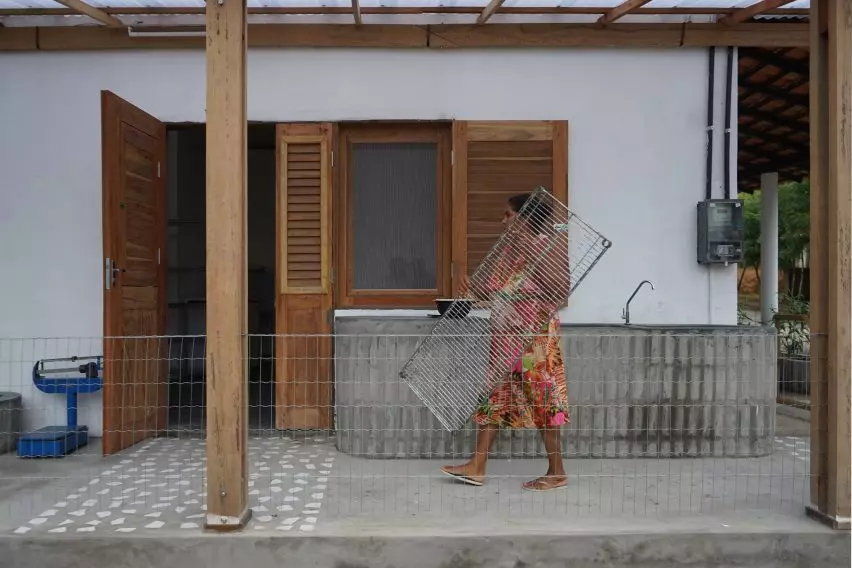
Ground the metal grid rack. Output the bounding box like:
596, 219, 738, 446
400, 187, 612, 431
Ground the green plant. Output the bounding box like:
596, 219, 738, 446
779, 290, 809, 315
740, 191, 761, 286
737, 306, 758, 326
774, 291, 810, 356
738, 179, 811, 296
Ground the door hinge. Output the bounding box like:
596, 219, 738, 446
331, 151, 334, 168
157, 162, 162, 178
157, 248, 161, 265
451, 150, 454, 166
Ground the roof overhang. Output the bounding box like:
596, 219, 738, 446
0, 1, 811, 50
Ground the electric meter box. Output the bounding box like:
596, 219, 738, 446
697, 199, 744, 265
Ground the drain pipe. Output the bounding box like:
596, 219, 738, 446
723, 46, 734, 199
704, 47, 716, 201
704, 47, 717, 325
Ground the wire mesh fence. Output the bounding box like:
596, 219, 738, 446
0, 330, 820, 535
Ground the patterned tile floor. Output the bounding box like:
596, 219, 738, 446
1, 434, 813, 534
3, 436, 335, 535
774, 435, 811, 463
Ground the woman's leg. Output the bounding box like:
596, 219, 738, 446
523, 426, 567, 490
541, 427, 566, 477
441, 424, 498, 483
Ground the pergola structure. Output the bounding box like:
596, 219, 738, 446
0, 0, 848, 533
0, 0, 813, 49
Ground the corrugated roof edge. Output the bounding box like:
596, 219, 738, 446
754, 14, 809, 22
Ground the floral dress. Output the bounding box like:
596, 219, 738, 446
472, 243, 570, 429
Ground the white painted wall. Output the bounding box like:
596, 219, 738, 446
0, 47, 737, 436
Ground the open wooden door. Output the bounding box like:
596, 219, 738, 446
275, 123, 334, 430
101, 91, 168, 455
451, 121, 568, 293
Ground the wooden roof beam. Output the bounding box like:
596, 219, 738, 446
53, 0, 123, 27
0, 6, 814, 16
597, 0, 652, 25
748, 49, 809, 77
740, 84, 809, 107
1, 23, 810, 51
352, 0, 362, 25
740, 124, 809, 146
741, 108, 809, 132
477, 0, 506, 25
718, 0, 796, 26
738, 165, 809, 183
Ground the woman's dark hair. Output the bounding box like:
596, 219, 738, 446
508, 193, 552, 234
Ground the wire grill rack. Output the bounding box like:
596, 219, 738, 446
400, 187, 612, 431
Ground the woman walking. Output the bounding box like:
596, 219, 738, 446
441, 193, 570, 492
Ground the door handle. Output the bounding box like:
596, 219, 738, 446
105, 257, 120, 290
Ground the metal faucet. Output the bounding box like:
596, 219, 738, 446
622, 280, 654, 325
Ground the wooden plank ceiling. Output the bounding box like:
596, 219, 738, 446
738, 45, 810, 191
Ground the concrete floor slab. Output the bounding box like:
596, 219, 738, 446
0, 520, 848, 568
1, 422, 848, 568
0, 432, 816, 534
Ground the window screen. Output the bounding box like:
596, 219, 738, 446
351, 142, 438, 290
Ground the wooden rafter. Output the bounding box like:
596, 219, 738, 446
740, 84, 809, 107
352, 0, 362, 25
53, 0, 123, 27
739, 125, 807, 148
0, 6, 813, 17
718, 0, 796, 26
0, 23, 811, 51
743, 109, 808, 133
745, 49, 809, 77
597, 0, 653, 25
477, 0, 506, 25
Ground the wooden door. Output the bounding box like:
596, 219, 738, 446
275, 123, 334, 430
101, 91, 168, 455
451, 121, 568, 293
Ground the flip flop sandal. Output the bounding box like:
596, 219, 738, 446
522, 479, 567, 492
440, 468, 484, 487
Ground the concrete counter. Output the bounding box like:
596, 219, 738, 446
333, 317, 776, 459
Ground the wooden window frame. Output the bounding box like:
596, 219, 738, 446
336, 122, 452, 308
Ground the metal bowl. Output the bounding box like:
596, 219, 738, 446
435, 298, 472, 318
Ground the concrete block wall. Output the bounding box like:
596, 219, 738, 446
334, 318, 776, 459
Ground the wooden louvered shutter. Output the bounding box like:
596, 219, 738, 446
451, 121, 568, 293
275, 123, 333, 430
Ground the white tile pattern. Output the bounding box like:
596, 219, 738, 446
11, 436, 335, 534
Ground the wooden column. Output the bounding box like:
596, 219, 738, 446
205, 0, 250, 530
808, 0, 829, 524
808, 0, 851, 531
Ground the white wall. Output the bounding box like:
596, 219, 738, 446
0, 47, 738, 435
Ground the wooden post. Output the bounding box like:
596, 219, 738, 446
205, 0, 250, 531
825, 0, 852, 529
808, 0, 829, 518
807, 0, 851, 531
